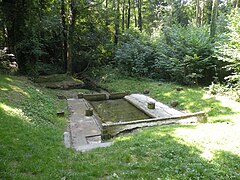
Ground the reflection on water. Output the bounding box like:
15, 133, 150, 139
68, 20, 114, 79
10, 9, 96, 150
90, 99, 150, 123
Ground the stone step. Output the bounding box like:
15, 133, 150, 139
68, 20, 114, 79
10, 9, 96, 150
76, 142, 114, 152
67, 98, 104, 151
124, 94, 184, 118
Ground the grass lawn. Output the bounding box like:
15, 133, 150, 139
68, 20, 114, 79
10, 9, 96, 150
0, 74, 240, 179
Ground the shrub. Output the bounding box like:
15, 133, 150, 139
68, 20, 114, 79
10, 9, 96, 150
215, 9, 240, 88
115, 33, 154, 77
153, 25, 217, 85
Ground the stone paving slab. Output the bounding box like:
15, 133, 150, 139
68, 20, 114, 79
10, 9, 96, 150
103, 117, 199, 138
124, 94, 184, 118
76, 142, 113, 152
67, 98, 103, 151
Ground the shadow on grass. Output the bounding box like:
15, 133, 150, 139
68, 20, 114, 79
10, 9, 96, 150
66, 124, 240, 179
0, 108, 71, 179
213, 150, 240, 178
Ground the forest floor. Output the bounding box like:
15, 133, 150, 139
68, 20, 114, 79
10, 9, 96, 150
0, 74, 240, 179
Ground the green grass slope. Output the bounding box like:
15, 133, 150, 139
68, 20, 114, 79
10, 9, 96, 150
0, 75, 70, 179
0, 75, 240, 179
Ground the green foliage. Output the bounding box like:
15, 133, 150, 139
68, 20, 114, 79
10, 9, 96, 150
215, 9, 240, 87
115, 35, 154, 76
0, 0, 238, 88
90, 65, 123, 84
114, 26, 219, 85
154, 25, 217, 85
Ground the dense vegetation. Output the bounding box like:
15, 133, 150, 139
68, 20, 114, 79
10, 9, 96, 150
0, 0, 240, 88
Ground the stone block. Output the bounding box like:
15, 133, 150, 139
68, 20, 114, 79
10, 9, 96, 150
147, 102, 155, 109
83, 94, 107, 101
109, 92, 127, 99
85, 108, 93, 116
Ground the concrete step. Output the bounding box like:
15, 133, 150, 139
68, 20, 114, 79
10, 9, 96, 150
76, 142, 114, 152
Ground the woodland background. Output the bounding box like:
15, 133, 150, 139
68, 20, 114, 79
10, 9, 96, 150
0, 0, 240, 87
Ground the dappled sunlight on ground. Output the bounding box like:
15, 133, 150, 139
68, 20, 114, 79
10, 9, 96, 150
173, 124, 240, 161
1, 87, 8, 91
0, 103, 32, 123
9, 85, 30, 98
202, 94, 240, 123
0, 75, 30, 99
5, 77, 13, 82
115, 136, 133, 142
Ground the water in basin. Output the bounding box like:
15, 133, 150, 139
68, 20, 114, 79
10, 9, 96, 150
90, 99, 150, 123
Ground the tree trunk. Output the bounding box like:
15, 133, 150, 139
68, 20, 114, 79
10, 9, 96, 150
61, 0, 68, 71
105, 0, 110, 26
2, 1, 17, 54
201, 0, 204, 25
196, 0, 201, 26
137, 0, 142, 31
206, 0, 213, 24
210, 0, 219, 38
114, 0, 120, 44
122, 0, 125, 31
126, 0, 131, 29
67, 0, 77, 75
235, 0, 239, 8
134, 1, 138, 27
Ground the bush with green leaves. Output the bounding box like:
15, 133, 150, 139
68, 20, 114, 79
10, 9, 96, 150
153, 25, 218, 85
114, 26, 220, 85
115, 33, 154, 77
215, 9, 240, 88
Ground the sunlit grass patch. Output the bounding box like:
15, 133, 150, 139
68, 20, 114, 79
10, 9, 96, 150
0, 75, 67, 127
0, 103, 32, 123
172, 123, 240, 160
9, 85, 30, 97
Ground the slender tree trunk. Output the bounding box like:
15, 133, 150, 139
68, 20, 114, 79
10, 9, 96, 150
134, 1, 137, 27
235, 0, 239, 8
206, 0, 213, 24
3, 26, 8, 48
210, 0, 219, 38
114, 0, 120, 44
2, 1, 17, 54
67, 0, 77, 75
137, 0, 142, 31
201, 0, 205, 25
61, 0, 68, 71
122, 0, 125, 31
196, 0, 201, 26
105, 0, 110, 26
126, 0, 131, 29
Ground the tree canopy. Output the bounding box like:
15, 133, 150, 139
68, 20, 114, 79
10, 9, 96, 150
0, 0, 240, 85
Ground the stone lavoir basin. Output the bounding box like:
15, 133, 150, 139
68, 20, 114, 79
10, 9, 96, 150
83, 93, 207, 139
65, 92, 207, 151
90, 98, 151, 123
